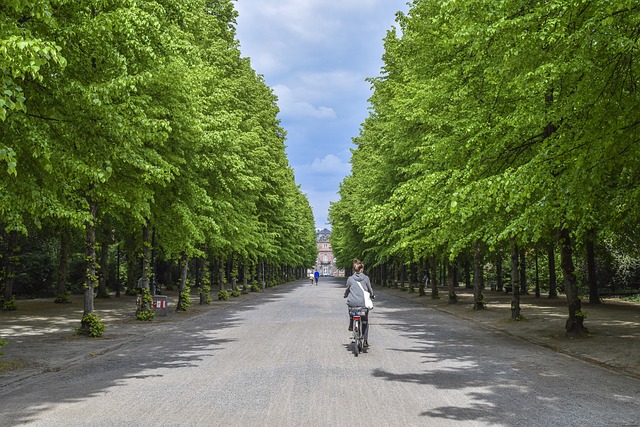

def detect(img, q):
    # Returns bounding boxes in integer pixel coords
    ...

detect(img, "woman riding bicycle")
[344,259,374,347]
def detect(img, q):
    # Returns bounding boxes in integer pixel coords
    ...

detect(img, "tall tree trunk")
[126,239,137,293]
[558,228,588,337]
[57,228,70,296]
[473,241,484,310]
[519,250,528,295]
[535,249,541,298]
[115,245,121,297]
[586,238,600,304]
[96,240,109,298]
[547,243,558,298]
[430,255,439,299]
[3,230,19,302]
[82,199,98,323]
[464,258,472,289]
[141,221,151,291]
[447,260,457,304]
[177,253,189,311]
[220,256,226,291]
[495,251,503,292]
[418,259,426,296]
[511,242,521,320]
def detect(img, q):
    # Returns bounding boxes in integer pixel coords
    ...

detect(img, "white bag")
[356,281,374,309]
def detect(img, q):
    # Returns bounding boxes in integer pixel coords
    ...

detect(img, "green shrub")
[231,286,241,297]
[251,283,261,292]
[54,291,72,304]
[77,313,106,337]
[2,297,17,311]
[0,338,7,356]
[218,289,229,301]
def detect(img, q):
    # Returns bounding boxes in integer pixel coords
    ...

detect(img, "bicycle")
[349,306,367,356]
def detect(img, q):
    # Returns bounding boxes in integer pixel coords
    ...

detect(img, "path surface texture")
[0,278,639,426]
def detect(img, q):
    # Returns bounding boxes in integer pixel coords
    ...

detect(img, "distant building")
[313,228,345,277]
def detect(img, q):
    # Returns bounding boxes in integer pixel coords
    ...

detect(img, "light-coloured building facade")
[313,228,345,277]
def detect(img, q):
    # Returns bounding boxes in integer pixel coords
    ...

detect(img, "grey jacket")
[344,272,374,307]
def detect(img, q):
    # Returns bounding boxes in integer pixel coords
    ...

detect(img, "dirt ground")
[0,283,639,389]
[379,286,640,380]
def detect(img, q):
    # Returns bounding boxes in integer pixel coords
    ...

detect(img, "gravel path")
[0,278,638,426]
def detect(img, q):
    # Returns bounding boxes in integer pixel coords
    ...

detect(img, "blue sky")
[233,0,409,229]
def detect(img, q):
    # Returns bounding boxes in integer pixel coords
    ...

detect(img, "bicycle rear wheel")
[353,319,360,356]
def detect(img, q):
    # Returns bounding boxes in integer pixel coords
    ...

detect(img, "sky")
[233,0,409,229]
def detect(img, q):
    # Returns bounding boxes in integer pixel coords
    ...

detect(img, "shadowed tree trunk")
[473,241,484,310]
[586,238,600,304]
[80,198,98,335]
[520,250,528,295]
[57,228,70,297]
[511,242,521,320]
[535,249,541,298]
[418,259,427,296]
[447,260,457,304]
[430,255,439,299]
[558,228,588,337]
[495,251,503,292]
[177,252,189,311]
[548,244,558,299]
[96,237,110,298]
[558,228,589,338]
[3,231,20,303]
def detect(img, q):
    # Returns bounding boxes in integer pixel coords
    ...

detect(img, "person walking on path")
[344,259,374,347]
[314,270,319,285]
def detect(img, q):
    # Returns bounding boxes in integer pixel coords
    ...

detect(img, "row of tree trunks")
[365,227,591,337]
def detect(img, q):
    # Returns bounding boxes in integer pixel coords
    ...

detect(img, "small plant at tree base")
[231,286,241,297]
[135,289,156,321]
[575,310,587,319]
[2,297,17,311]
[218,289,229,301]
[199,285,212,304]
[177,287,191,311]
[54,291,72,304]
[251,283,261,293]
[0,338,7,356]
[77,313,106,337]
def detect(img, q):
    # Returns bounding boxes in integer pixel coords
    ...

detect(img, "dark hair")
[353,259,364,273]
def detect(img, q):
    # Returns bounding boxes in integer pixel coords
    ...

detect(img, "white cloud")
[310,154,351,175]
[273,84,337,119]
[234,0,409,228]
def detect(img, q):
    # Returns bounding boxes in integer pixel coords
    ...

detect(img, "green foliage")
[54,292,72,304]
[135,289,155,321]
[231,286,241,298]
[218,289,229,301]
[575,310,587,319]
[0,338,7,356]
[330,0,640,294]
[2,297,17,311]
[77,313,105,337]
[622,294,640,303]
[250,282,261,293]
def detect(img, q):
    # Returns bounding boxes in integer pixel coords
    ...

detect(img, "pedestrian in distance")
[314,269,319,285]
